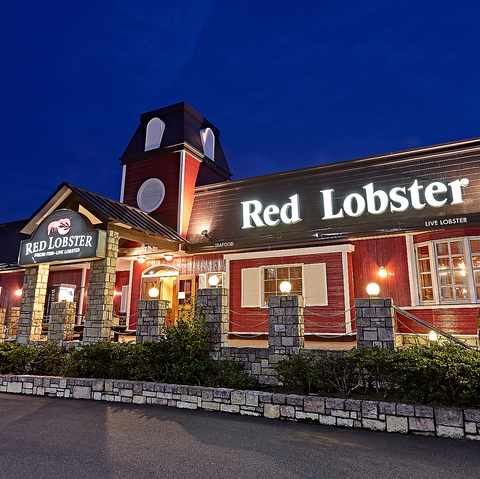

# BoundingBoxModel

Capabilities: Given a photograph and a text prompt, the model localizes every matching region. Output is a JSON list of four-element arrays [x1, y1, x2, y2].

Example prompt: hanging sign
[[18, 209, 106, 266]]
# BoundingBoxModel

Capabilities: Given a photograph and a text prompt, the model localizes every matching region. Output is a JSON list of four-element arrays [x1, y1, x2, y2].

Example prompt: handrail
[[392, 305, 474, 350]]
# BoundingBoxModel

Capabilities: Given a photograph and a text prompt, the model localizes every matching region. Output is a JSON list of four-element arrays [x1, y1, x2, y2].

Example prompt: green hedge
[[274, 345, 480, 407], [0, 312, 256, 390]]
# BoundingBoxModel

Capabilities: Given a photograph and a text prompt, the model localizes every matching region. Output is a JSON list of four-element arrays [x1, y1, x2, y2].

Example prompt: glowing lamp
[[137, 255, 146, 264], [378, 266, 387, 278], [208, 275, 219, 287], [164, 253, 174, 262], [14, 289, 22, 297], [366, 283, 380, 298], [429, 331, 438, 342], [279, 281, 292, 294], [148, 287, 160, 298]]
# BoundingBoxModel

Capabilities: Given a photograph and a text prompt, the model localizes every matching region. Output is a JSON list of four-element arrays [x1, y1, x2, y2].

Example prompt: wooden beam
[[110, 224, 179, 250]]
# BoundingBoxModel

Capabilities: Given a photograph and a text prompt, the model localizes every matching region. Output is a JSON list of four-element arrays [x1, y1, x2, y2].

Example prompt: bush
[[0, 300, 255, 390], [275, 344, 480, 407]]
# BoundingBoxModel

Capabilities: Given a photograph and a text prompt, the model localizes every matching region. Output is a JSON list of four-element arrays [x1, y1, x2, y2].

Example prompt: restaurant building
[[1, 101, 480, 343]]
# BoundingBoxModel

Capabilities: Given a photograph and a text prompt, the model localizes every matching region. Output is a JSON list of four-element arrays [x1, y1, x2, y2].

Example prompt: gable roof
[[0, 219, 29, 270], [20, 182, 187, 244]]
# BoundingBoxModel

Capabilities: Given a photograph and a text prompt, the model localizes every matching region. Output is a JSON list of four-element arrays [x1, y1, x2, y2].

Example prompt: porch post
[[355, 297, 396, 350], [16, 265, 50, 344], [197, 288, 229, 358], [48, 301, 77, 342], [0, 309, 6, 343], [82, 230, 119, 344], [268, 295, 305, 364], [136, 299, 169, 343]]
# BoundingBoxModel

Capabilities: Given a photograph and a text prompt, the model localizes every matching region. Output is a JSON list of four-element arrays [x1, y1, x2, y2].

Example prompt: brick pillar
[[355, 297, 396, 350], [136, 299, 168, 343], [16, 265, 50, 344], [6, 307, 20, 341], [83, 230, 119, 344], [0, 308, 6, 342], [47, 301, 77, 342], [268, 295, 305, 364], [197, 288, 229, 358]]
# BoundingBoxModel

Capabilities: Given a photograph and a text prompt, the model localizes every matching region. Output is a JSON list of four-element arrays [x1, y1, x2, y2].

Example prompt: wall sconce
[[164, 253, 174, 261], [148, 287, 159, 298], [14, 289, 22, 297], [366, 283, 380, 298], [201, 229, 210, 240], [378, 266, 387, 278], [279, 281, 292, 295], [137, 255, 146, 264], [208, 275, 219, 288]]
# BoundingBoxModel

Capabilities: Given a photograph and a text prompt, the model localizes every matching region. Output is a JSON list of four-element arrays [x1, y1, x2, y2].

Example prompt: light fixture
[[137, 255, 146, 264], [14, 289, 22, 297], [148, 287, 160, 298], [208, 275, 219, 288], [201, 229, 210, 240], [279, 281, 292, 294], [366, 283, 380, 298], [378, 266, 387, 278], [429, 330, 438, 342], [114, 291, 122, 296], [164, 252, 174, 261]]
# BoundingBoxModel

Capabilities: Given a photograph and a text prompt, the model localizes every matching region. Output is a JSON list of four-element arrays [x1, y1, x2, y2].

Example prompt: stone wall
[[47, 301, 77, 342], [6, 307, 20, 341], [355, 297, 397, 350], [0, 308, 6, 342], [82, 230, 119, 343], [136, 299, 168, 343], [1, 374, 478, 440], [17, 265, 50, 344]]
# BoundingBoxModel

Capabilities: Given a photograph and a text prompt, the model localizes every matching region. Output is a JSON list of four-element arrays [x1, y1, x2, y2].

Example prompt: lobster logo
[[47, 218, 71, 235]]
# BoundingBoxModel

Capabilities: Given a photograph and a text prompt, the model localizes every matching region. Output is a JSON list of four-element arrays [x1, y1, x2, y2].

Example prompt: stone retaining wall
[[1, 374, 479, 441]]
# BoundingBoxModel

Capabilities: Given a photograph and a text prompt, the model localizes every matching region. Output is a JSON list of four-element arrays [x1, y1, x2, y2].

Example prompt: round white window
[[137, 178, 166, 213]]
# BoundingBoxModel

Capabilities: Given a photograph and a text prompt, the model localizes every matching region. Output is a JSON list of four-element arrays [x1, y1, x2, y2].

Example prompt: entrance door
[[174, 274, 196, 321]]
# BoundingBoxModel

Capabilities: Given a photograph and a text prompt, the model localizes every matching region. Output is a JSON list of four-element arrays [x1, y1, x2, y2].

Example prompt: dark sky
[[1, 0, 479, 223]]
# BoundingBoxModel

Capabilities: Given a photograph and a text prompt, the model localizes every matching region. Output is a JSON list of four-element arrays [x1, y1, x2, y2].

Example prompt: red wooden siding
[[181, 153, 201, 236], [123, 153, 181, 231], [413, 226, 480, 243], [0, 271, 24, 315], [398, 308, 478, 336], [351, 236, 411, 307], [229, 252, 351, 334]]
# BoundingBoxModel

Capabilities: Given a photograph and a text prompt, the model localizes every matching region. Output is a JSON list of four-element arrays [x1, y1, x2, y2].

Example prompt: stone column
[[355, 297, 396, 350], [16, 265, 50, 344], [47, 301, 77, 342], [136, 299, 169, 343], [83, 230, 119, 344], [0, 308, 6, 342], [197, 288, 229, 358], [268, 295, 305, 364], [6, 307, 20, 341]]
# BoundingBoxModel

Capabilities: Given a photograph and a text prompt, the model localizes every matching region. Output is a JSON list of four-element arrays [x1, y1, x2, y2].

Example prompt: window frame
[[415, 236, 480, 305]]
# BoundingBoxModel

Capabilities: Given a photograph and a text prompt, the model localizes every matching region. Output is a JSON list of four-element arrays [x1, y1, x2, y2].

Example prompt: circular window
[[137, 178, 166, 213]]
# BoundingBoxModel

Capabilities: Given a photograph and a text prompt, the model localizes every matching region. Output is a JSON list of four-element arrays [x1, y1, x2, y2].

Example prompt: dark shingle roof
[[0, 219, 29, 270]]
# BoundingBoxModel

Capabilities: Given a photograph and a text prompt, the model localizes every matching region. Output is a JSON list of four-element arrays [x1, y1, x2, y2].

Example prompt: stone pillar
[[6, 307, 20, 341], [268, 295, 305, 364], [16, 265, 50, 344], [83, 230, 119, 344], [136, 299, 168, 343], [197, 288, 229, 358], [0, 308, 6, 342], [355, 297, 396, 350], [47, 301, 76, 342]]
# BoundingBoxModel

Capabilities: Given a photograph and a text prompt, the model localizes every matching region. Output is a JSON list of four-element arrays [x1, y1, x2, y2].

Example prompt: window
[[415, 237, 480, 304], [200, 128, 215, 161], [145, 117, 165, 151], [241, 263, 327, 307], [264, 265, 302, 305]]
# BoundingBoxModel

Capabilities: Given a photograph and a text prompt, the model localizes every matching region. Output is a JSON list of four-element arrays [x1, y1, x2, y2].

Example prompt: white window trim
[[413, 236, 480, 306]]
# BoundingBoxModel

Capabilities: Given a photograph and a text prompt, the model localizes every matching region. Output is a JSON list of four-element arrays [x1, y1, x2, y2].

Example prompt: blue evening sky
[[1, 0, 479, 222]]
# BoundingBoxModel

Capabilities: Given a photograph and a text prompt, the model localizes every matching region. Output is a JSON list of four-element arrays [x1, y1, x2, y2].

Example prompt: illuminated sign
[[241, 179, 469, 229], [19, 209, 106, 266]]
